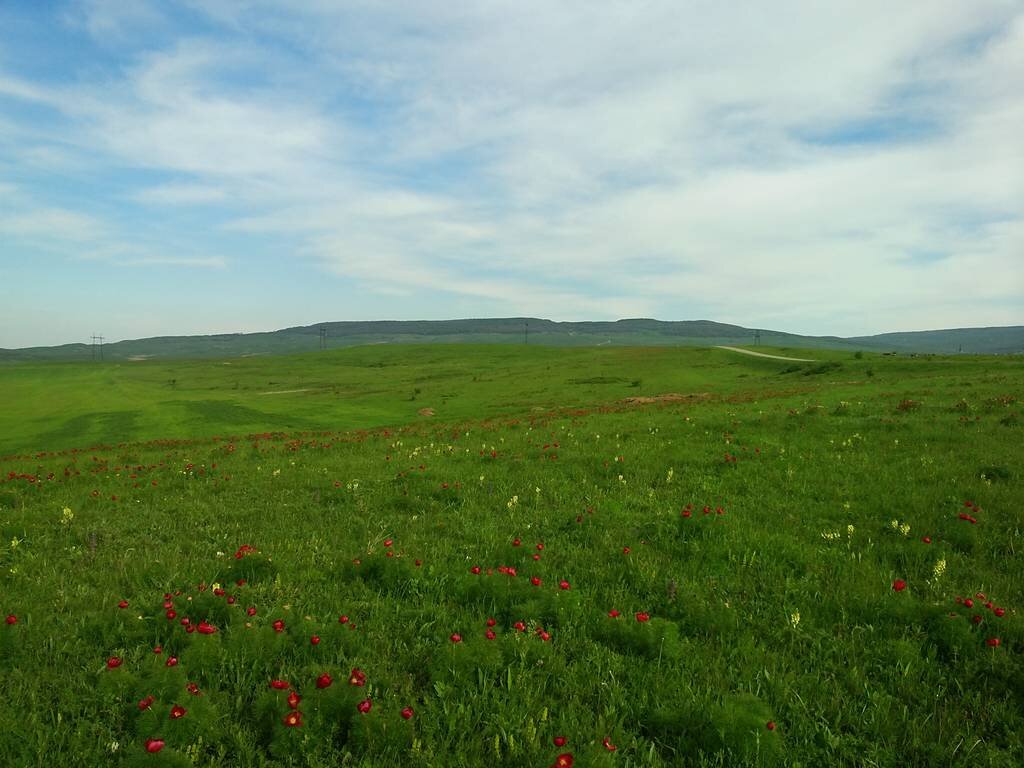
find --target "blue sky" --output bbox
[1,0,1021,347]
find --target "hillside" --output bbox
[1,319,1021,362]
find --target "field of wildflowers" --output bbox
[1,347,1021,766]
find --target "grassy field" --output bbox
[1,346,1022,766]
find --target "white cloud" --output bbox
[1,1,1021,336]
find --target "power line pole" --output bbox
[98,335,104,360]
[754,329,761,347]
[319,326,327,350]
[91,334,105,361]
[524,320,528,345]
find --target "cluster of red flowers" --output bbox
[959,500,981,525]
[952,591,1008,647]
[680,502,727,518]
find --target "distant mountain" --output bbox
[1,319,1021,362]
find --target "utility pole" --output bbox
[754,329,761,347]
[524,320,529,345]
[319,326,327,350]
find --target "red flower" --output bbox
[485,629,497,640]
[986,637,1001,647]
[514,621,526,632]
[106,656,123,669]
[608,609,620,618]
[197,620,217,635]
[602,737,618,751]
[145,739,165,754]
[357,698,372,714]
[450,633,462,643]
[554,753,574,768]
[270,679,290,690]
[166,609,177,620]
[533,553,542,561]
[536,543,545,551]
[117,600,129,609]
[338,615,350,624]
[283,710,303,727]
[311,635,321,646]
[349,668,367,687]
[531,577,542,587]
[470,566,482,575]
[559,580,570,590]
[384,539,393,547]
[635,612,650,622]
[169,705,186,719]
[538,630,551,641]
[553,736,567,747]
[964,598,974,608]
[972,614,983,625]
[272,619,285,632]
[287,691,301,709]
[138,695,155,711]
[152,646,162,654]
[994,607,1006,617]
[622,547,631,554]
[186,682,201,696]
[165,656,178,667]
[921,536,932,544]
[401,706,414,720]
[512,538,522,547]
[316,673,333,689]
[486,617,497,627]
[766,721,776,731]
[892,579,907,592]
[4,614,16,625]
[247,607,257,617]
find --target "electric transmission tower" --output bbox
[319,326,327,350]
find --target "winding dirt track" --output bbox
[714,346,814,362]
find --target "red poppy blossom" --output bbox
[272,619,285,632]
[287,691,301,709]
[514,621,526,632]
[338,615,350,624]
[270,679,290,690]
[559,580,570,590]
[357,698,372,714]
[964,598,974,608]
[283,711,303,727]
[401,706,414,720]
[310,635,321,646]
[485,629,497,640]
[316,673,333,689]
[349,668,367,687]
[145,739,165,754]
[635,612,650,622]
[602,737,618,751]
[766,721,776,731]
[531,577,542,587]
[4,615,16,625]
[152,646,162,654]
[165,656,178,667]
[486,617,497,627]
[450,633,462,643]
[247,607,257,617]
[986,637,1001,647]
[994,607,1006,617]
[138,695,155,711]
[921,536,932,544]
[197,620,217,635]
[512,538,522,547]
[117,600,129,609]
[554,753,574,768]
[553,736,567,747]
[106,656,123,669]
[186,682,201,696]
[470,566,482,575]
[892,579,907,592]
[169,705,186,719]
[608,609,620,618]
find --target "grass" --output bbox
[0,345,1021,766]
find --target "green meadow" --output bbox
[1,345,1021,767]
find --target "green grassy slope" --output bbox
[0,346,1021,766]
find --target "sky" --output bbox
[0,1,1021,348]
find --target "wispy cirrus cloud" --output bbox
[0,0,1020,347]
